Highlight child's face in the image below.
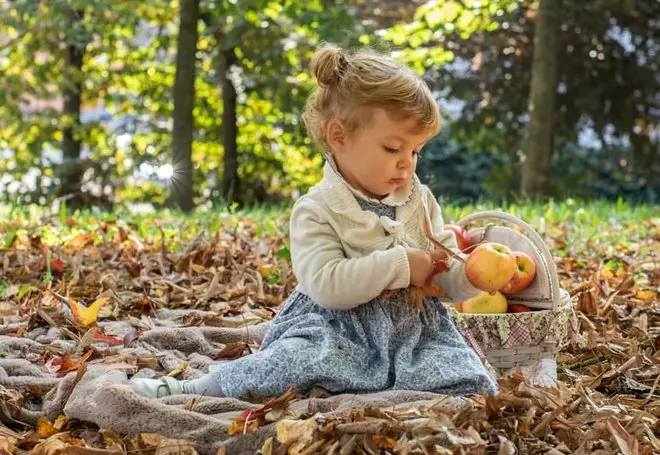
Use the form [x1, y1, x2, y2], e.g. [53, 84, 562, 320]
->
[328, 108, 431, 199]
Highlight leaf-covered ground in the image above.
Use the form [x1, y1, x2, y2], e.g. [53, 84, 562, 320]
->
[1, 200, 659, 454]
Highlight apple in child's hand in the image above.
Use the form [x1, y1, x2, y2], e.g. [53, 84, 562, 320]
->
[508, 304, 531, 313]
[460, 291, 508, 314]
[501, 251, 537, 294]
[443, 224, 472, 253]
[465, 242, 517, 293]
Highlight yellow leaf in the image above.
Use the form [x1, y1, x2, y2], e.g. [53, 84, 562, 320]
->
[37, 417, 59, 438]
[0, 435, 16, 454]
[635, 290, 655, 301]
[275, 418, 317, 453]
[53, 415, 68, 430]
[600, 268, 614, 279]
[167, 361, 189, 378]
[258, 264, 276, 278]
[227, 412, 260, 436]
[63, 232, 96, 254]
[68, 295, 109, 327]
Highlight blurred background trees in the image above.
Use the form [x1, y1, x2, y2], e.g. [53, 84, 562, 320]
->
[1, 0, 658, 211]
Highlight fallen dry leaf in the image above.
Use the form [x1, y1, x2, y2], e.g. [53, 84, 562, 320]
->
[68, 295, 110, 327]
[213, 342, 248, 360]
[30, 432, 86, 455]
[228, 387, 298, 436]
[0, 210, 657, 454]
[92, 329, 124, 345]
[138, 433, 197, 455]
[167, 361, 189, 378]
[47, 350, 94, 376]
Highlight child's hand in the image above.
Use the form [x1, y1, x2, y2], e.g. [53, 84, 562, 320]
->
[405, 248, 446, 288]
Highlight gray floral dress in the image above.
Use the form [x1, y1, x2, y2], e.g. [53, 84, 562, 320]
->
[209, 198, 498, 398]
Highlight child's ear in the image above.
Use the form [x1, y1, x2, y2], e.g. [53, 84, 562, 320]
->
[326, 119, 347, 152]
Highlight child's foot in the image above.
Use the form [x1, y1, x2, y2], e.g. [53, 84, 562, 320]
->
[130, 376, 184, 398]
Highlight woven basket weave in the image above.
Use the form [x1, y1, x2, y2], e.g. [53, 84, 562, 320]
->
[444, 211, 579, 371]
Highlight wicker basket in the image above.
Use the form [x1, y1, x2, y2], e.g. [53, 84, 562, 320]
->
[444, 211, 579, 373]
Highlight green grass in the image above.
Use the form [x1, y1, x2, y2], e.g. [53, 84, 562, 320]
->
[1, 199, 658, 257]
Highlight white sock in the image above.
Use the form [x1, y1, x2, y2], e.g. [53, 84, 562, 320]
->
[181, 375, 224, 397]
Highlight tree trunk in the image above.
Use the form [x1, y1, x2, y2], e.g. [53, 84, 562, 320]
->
[199, 13, 242, 205]
[170, 0, 199, 212]
[57, 9, 86, 209]
[521, 0, 562, 197]
[219, 48, 240, 205]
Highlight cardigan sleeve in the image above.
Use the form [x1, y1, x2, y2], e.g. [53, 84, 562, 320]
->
[289, 197, 411, 310]
[422, 187, 482, 303]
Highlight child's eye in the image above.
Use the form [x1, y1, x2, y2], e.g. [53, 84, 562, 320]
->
[383, 146, 399, 154]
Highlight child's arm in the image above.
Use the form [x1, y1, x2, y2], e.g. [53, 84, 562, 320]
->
[290, 197, 410, 310]
[422, 188, 482, 303]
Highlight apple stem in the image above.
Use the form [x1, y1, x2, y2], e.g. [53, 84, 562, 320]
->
[476, 223, 496, 244]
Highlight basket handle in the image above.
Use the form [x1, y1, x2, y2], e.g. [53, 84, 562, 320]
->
[457, 210, 560, 308]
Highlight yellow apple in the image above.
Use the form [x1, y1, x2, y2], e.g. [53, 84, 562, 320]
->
[460, 291, 508, 314]
[465, 242, 517, 292]
[501, 251, 537, 294]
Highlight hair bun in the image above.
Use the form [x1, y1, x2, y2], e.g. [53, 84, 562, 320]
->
[310, 44, 349, 87]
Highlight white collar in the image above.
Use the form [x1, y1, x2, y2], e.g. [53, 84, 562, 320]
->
[323, 153, 416, 207]
[314, 153, 423, 226]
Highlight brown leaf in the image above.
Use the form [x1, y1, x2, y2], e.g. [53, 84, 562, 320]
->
[606, 419, 640, 455]
[138, 433, 197, 455]
[372, 435, 396, 449]
[30, 432, 86, 455]
[55, 350, 94, 376]
[213, 342, 247, 360]
[228, 387, 298, 435]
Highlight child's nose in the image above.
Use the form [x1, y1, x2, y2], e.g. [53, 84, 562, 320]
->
[398, 154, 414, 170]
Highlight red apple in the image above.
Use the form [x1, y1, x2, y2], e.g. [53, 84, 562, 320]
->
[424, 259, 449, 287]
[465, 242, 517, 293]
[501, 251, 537, 294]
[461, 291, 508, 314]
[444, 224, 472, 253]
[508, 304, 531, 313]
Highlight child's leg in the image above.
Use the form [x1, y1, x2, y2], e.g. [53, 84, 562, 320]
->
[131, 330, 383, 399]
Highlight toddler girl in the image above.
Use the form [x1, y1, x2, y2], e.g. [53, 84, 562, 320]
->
[131, 44, 498, 399]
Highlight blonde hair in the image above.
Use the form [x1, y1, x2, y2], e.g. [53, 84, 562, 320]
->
[302, 44, 441, 152]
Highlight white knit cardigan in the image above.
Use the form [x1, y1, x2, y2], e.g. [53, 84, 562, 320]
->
[289, 156, 479, 310]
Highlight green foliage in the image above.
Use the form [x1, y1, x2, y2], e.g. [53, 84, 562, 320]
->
[0, 0, 365, 207]
[393, 0, 659, 182]
[418, 131, 660, 204]
[193, 0, 363, 204]
[1, 0, 657, 206]
[1, 0, 175, 204]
